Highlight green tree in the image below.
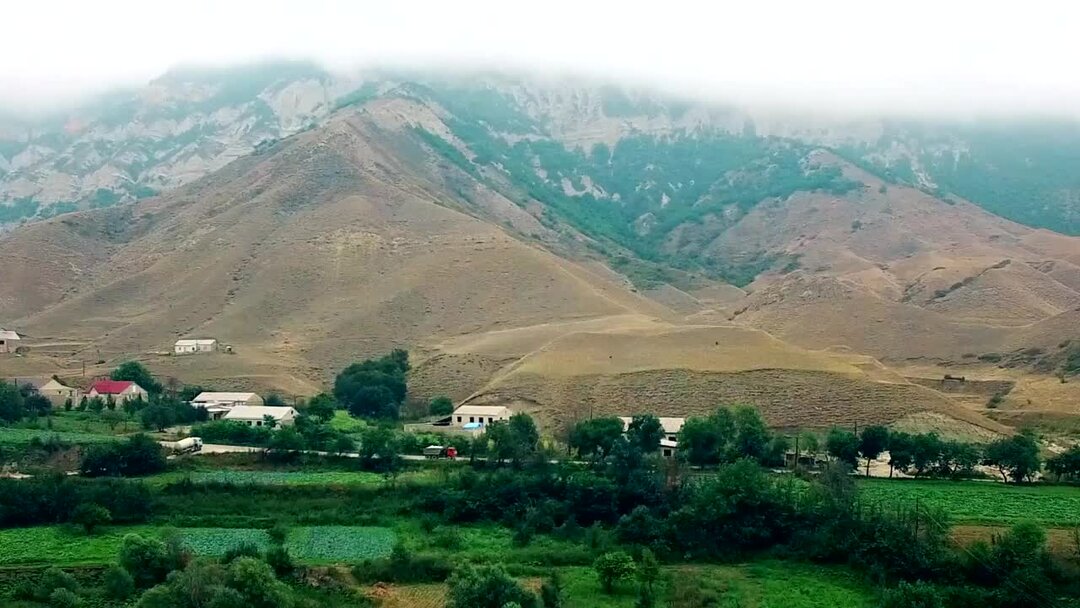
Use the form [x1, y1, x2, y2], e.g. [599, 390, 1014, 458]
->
[102, 565, 135, 601]
[826, 428, 859, 467]
[983, 432, 1041, 483]
[568, 416, 625, 460]
[910, 433, 943, 477]
[732, 405, 771, 461]
[268, 426, 305, 455]
[593, 551, 636, 594]
[333, 351, 409, 419]
[678, 416, 723, 466]
[306, 393, 338, 422]
[430, 396, 454, 417]
[110, 361, 162, 394]
[140, 404, 175, 431]
[445, 563, 538, 608]
[225, 556, 296, 608]
[71, 503, 111, 534]
[264, 393, 286, 406]
[627, 414, 663, 453]
[488, 413, 540, 466]
[539, 572, 563, 608]
[887, 431, 914, 476]
[1047, 445, 1080, 481]
[0, 380, 25, 422]
[858, 425, 890, 477]
[119, 534, 176, 588]
[36, 567, 79, 602]
[637, 547, 660, 593]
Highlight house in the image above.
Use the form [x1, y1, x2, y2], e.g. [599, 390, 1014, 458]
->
[174, 339, 218, 355]
[0, 330, 20, 354]
[191, 392, 264, 420]
[87, 379, 149, 403]
[659, 438, 678, 459]
[451, 404, 510, 428]
[223, 406, 297, 427]
[9, 377, 80, 406]
[618, 416, 685, 443]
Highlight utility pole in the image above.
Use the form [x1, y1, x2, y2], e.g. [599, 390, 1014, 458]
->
[793, 435, 800, 471]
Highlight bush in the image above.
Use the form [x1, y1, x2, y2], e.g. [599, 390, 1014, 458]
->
[593, 551, 636, 594]
[71, 503, 111, 534]
[222, 542, 263, 563]
[48, 588, 79, 608]
[266, 545, 296, 578]
[881, 581, 946, 608]
[103, 565, 134, 601]
[79, 434, 166, 477]
[353, 543, 453, 584]
[430, 396, 454, 417]
[268, 523, 289, 545]
[445, 563, 538, 608]
[36, 568, 79, 602]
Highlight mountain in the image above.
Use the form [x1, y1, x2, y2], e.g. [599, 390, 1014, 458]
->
[2, 64, 1079, 436]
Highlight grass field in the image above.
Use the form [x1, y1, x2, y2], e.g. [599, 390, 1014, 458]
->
[0, 426, 120, 446]
[154, 470, 387, 486]
[858, 478, 1080, 526]
[0, 525, 397, 566]
[363, 562, 874, 608]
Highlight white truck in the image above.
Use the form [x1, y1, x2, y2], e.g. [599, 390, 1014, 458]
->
[162, 437, 203, 455]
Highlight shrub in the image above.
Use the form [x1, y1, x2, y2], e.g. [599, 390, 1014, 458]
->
[266, 545, 296, 578]
[430, 396, 454, 417]
[445, 563, 538, 608]
[71, 503, 111, 534]
[268, 523, 289, 545]
[36, 568, 79, 602]
[48, 588, 79, 608]
[102, 565, 134, 601]
[593, 551, 636, 594]
[222, 542, 263, 563]
[881, 581, 946, 608]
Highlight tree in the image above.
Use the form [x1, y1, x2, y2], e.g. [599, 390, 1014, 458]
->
[568, 416, 625, 460]
[826, 428, 859, 468]
[72, 503, 111, 534]
[858, 425, 890, 477]
[1048, 445, 1080, 481]
[732, 405, 771, 461]
[333, 351, 409, 419]
[102, 409, 126, 431]
[306, 393, 338, 422]
[887, 431, 914, 477]
[430, 396, 454, 417]
[36, 567, 79, 602]
[264, 393, 286, 406]
[488, 413, 540, 466]
[110, 361, 162, 394]
[119, 534, 175, 588]
[103, 565, 135, 601]
[910, 433, 943, 477]
[627, 415, 663, 453]
[268, 426, 305, 455]
[80, 434, 166, 477]
[140, 404, 175, 432]
[0, 380, 25, 422]
[593, 551, 636, 594]
[637, 548, 660, 593]
[678, 416, 723, 466]
[445, 563, 538, 608]
[984, 433, 1041, 483]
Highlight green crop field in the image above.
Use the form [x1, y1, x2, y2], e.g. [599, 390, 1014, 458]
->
[0, 525, 396, 567]
[0, 427, 119, 446]
[858, 479, 1080, 526]
[163, 470, 385, 486]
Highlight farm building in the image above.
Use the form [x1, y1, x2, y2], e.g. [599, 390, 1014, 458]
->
[192, 392, 264, 420]
[8, 377, 80, 406]
[174, 339, 218, 354]
[0, 330, 20, 354]
[87, 379, 149, 403]
[223, 406, 297, 427]
[451, 404, 510, 428]
[619, 416, 685, 442]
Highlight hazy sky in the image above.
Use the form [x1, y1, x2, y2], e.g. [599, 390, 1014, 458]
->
[3, 0, 1078, 117]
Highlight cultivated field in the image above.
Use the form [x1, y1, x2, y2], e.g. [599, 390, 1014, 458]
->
[858, 478, 1080, 527]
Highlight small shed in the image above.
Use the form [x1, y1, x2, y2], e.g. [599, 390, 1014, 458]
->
[0, 330, 20, 354]
[174, 339, 218, 355]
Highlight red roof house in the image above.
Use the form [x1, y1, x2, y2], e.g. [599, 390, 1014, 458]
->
[87, 379, 149, 401]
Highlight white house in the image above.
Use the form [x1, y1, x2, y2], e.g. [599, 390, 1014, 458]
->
[8, 377, 80, 405]
[619, 416, 685, 443]
[174, 339, 218, 355]
[87, 380, 149, 403]
[192, 392, 264, 408]
[224, 406, 297, 427]
[0, 330, 20, 354]
[451, 404, 510, 428]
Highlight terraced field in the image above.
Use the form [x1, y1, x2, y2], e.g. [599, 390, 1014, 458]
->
[858, 479, 1080, 526]
[0, 427, 119, 446]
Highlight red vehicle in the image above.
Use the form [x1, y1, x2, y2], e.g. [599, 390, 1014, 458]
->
[423, 445, 458, 459]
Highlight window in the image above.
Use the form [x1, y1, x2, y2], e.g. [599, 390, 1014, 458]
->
[668, 435, 677, 442]
[457, 416, 462, 423]
[256, 420, 262, 427]
[470, 417, 475, 423]
[488, 417, 493, 423]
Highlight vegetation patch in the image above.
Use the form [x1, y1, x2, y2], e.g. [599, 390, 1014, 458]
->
[289, 526, 396, 562]
[858, 478, 1080, 526]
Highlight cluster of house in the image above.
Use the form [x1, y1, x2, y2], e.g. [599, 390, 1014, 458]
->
[189, 392, 297, 427]
[444, 404, 685, 458]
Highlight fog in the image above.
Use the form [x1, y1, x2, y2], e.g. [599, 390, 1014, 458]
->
[3, 0, 1078, 118]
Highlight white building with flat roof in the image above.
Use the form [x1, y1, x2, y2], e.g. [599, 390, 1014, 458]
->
[224, 406, 297, 427]
[619, 416, 685, 442]
[451, 404, 510, 428]
[174, 339, 218, 355]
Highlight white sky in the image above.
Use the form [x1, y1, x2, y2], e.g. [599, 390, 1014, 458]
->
[2, 0, 1079, 117]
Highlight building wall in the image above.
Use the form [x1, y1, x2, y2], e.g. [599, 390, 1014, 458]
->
[452, 412, 507, 427]
[0, 339, 16, 354]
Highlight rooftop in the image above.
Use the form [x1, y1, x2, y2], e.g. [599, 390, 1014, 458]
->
[89, 379, 136, 394]
[619, 416, 686, 434]
[224, 406, 297, 420]
[175, 338, 217, 346]
[192, 392, 259, 402]
[0, 330, 20, 341]
[453, 404, 510, 416]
